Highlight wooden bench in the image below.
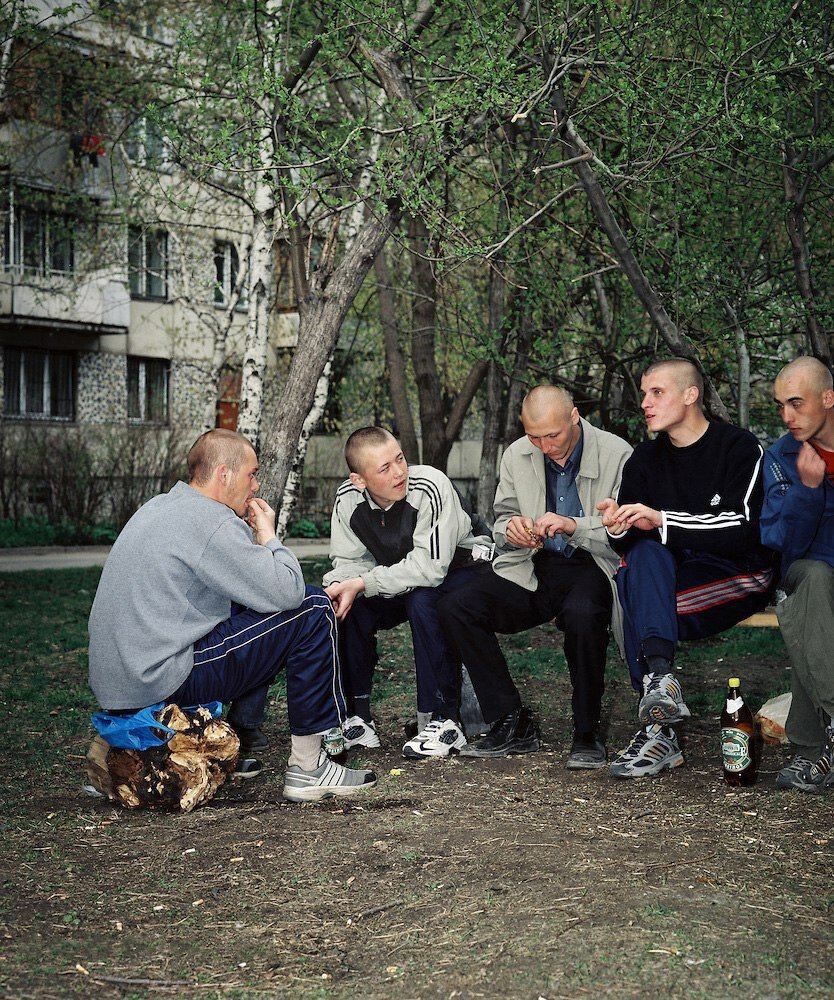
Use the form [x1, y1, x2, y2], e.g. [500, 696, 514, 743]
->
[737, 608, 778, 628]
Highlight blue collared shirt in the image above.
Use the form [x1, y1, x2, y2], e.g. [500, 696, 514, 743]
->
[543, 429, 584, 556]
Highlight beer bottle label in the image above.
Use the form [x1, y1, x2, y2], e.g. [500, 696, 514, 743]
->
[721, 727, 751, 771]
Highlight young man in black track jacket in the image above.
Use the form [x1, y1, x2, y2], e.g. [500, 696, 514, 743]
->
[599, 359, 773, 779]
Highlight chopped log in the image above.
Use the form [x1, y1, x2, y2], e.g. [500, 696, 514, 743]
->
[87, 705, 241, 813]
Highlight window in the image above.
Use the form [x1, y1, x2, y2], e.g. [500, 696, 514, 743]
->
[128, 226, 167, 298]
[124, 115, 168, 168]
[3, 347, 75, 420]
[213, 241, 248, 309]
[127, 356, 169, 423]
[4, 195, 75, 277]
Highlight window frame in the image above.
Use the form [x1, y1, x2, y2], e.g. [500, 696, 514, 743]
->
[4, 188, 76, 278]
[127, 355, 170, 425]
[128, 226, 168, 300]
[213, 240, 248, 311]
[2, 346, 76, 421]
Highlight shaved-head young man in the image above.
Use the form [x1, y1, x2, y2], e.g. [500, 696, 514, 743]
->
[438, 385, 633, 766]
[323, 427, 489, 758]
[599, 359, 773, 779]
[762, 357, 834, 793]
[89, 428, 376, 802]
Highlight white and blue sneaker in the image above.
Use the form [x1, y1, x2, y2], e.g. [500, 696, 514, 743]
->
[609, 725, 684, 779]
[638, 672, 691, 726]
[402, 718, 467, 758]
[342, 715, 381, 749]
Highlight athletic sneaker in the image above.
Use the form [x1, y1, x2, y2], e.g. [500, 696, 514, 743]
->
[282, 752, 377, 802]
[784, 727, 834, 793]
[342, 715, 381, 749]
[609, 725, 684, 779]
[402, 718, 467, 758]
[638, 672, 691, 726]
[775, 755, 823, 792]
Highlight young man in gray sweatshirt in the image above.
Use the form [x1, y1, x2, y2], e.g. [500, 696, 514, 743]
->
[88, 428, 376, 802]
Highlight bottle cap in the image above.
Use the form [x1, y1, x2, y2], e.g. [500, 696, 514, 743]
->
[728, 677, 740, 688]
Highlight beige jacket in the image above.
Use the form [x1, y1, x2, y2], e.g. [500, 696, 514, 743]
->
[491, 418, 632, 653]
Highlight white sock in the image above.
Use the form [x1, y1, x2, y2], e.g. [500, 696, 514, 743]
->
[288, 734, 323, 771]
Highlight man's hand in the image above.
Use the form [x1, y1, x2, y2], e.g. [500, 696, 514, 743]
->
[598, 499, 662, 534]
[246, 497, 277, 545]
[505, 515, 543, 549]
[535, 513, 577, 538]
[797, 441, 826, 489]
[324, 578, 366, 621]
[597, 498, 627, 535]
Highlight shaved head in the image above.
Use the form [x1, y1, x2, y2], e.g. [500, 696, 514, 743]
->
[187, 429, 255, 486]
[775, 356, 833, 394]
[644, 358, 704, 403]
[521, 385, 575, 423]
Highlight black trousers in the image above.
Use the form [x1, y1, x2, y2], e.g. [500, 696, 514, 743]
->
[437, 550, 613, 734]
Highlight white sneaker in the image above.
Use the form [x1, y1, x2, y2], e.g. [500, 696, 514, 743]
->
[609, 725, 684, 779]
[342, 715, 381, 749]
[282, 752, 378, 802]
[402, 718, 467, 758]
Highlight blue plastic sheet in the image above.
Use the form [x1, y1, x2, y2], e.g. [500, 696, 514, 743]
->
[91, 701, 224, 750]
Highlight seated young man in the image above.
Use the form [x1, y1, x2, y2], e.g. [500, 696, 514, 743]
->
[761, 356, 834, 793]
[438, 385, 632, 767]
[600, 359, 773, 778]
[88, 428, 376, 803]
[323, 427, 487, 758]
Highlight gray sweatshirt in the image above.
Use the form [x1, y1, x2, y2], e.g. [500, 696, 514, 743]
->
[88, 481, 305, 709]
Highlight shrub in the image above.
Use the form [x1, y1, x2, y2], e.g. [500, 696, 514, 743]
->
[287, 518, 320, 538]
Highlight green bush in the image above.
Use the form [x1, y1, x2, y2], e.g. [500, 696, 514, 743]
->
[287, 517, 320, 538]
[0, 517, 117, 548]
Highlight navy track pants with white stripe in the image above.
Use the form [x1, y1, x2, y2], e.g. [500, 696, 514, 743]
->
[169, 586, 345, 735]
[616, 539, 772, 690]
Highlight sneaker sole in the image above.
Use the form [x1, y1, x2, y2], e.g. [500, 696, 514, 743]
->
[401, 744, 464, 759]
[638, 702, 691, 726]
[609, 751, 684, 779]
[233, 758, 264, 780]
[459, 735, 541, 758]
[344, 737, 382, 750]
[566, 756, 607, 771]
[282, 776, 378, 802]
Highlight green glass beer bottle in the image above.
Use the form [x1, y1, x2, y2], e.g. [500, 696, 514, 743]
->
[721, 677, 758, 786]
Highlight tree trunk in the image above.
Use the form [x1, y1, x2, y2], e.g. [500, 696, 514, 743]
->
[782, 145, 832, 366]
[550, 85, 730, 421]
[408, 215, 447, 468]
[503, 300, 534, 448]
[276, 357, 332, 537]
[375, 248, 419, 461]
[255, 206, 401, 511]
[721, 298, 750, 428]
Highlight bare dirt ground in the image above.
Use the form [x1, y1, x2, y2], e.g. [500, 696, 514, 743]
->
[1, 588, 832, 999]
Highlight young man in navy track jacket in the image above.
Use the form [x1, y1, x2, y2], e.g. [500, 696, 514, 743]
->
[761, 356, 834, 794]
[599, 359, 773, 778]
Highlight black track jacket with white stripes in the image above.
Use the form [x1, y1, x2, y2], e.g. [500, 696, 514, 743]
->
[609, 420, 771, 564]
[323, 465, 484, 599]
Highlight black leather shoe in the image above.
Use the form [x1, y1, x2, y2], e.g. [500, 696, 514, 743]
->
[566, 732, 607, 770]
[459, 706, 540, 757]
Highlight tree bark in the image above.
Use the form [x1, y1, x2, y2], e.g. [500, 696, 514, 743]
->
[375, 248, 419, 461]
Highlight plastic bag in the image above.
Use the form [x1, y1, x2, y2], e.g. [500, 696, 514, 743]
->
[755, 692, 792, 745]
[91, 701, 224, 750]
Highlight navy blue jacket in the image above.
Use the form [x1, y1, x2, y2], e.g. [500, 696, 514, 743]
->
[761, 432, 834, 574]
